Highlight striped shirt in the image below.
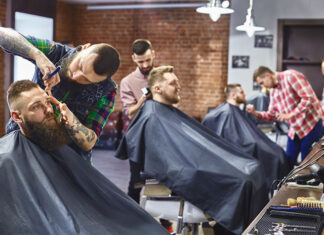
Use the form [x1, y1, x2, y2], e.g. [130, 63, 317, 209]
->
[258, 70, 323, 139]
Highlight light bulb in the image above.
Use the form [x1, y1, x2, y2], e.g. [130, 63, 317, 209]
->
[209, 9, 221, 22]
[221, 0, 230, 8]
[246, 28, 255, 37]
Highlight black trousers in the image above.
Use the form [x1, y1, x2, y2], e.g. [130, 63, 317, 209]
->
[127, 160, 143, 203]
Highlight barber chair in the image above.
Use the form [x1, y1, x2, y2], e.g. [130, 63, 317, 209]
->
[139, 176, 213, 235]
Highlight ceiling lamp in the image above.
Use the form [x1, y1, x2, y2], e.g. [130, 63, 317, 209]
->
[236, 0, 265, 37]
[196, 0, 234, 22]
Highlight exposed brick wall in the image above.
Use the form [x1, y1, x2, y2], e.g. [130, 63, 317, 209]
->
[56, 1, 76, 42]
[0, 2, 229, 135]
[0, 0, 6, 136]
[55, 3, 229, 120]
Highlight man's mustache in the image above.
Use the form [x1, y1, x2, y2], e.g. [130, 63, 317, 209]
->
[42, 114, 57, 124]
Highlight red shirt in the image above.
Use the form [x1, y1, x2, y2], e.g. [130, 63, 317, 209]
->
[258, 70, 323, 139]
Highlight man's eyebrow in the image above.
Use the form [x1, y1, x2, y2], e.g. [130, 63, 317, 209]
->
[28, 100, 41, 108]
[78, 62, 92, 83]
[80, 62, 83, 72]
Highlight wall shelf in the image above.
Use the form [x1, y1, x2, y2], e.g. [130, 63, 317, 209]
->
[282, 60, 321, 65]
[277, 19, 324, 100]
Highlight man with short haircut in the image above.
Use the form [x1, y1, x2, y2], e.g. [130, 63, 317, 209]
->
[0, 27, 120, 162]
[1, 80, 169, 235]
[120, 39, 155, 120]
[247, 66, 323, 165]
[116, 66, 269, 235]
[7, 80, 72, 150]
[147, 65, 181, 105]
[224, 83, 246, 107]
[120, 40, 174, 234]
[202, 83, 290, 190]
[120, 39, 155, 203]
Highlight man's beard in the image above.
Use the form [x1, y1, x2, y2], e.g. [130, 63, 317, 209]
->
[236, 97, 246, 104]
[24, 116, 72, 151]
[139, 64, 154, 75]
[59, 51, 80, 90]
[165, 93, 180, 105]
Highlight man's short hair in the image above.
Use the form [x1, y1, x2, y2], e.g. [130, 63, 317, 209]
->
[91, 43, 120, 79]
[253, 66, 274, 81]
[225, 83, 241, 99]
[132, 39, 152, 55]
[148, 65, 174, 91]
[7, 80, 38, 110]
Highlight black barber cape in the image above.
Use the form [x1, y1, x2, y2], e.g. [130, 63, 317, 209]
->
[202, 103, 290, 190]
[0, 131, 168, 235]
[115, 100, 268, 235]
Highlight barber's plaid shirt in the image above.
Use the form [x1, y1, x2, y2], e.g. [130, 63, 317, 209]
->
[25, 36, 116, 138]
[258, 70, 323, 139]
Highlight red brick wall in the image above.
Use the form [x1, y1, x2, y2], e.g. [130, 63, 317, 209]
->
[0, 1, 6, 136]
[56, 2, 76, 42]
[0, 2, 229, 135]
[61, 3, 230, 121]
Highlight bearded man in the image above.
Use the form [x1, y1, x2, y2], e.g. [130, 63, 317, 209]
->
[7, 80, 72, 150]
[202, 83, 290, 190]
[120, 39, 156, 120]
[1, 80, 169, 235]
[0, 26, 120, 162]
[116, 66, 269, 235]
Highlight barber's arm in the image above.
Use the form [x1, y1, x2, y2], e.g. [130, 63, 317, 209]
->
[128, 94, 150, 119]
[50, 96, 97, 152]
[0, 27, 60, 89]
[120, 80, 150, 119]
[246, 104, 276, 122]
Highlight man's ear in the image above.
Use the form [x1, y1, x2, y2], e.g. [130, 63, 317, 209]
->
[131, 54, 136, 63]
[153, 84, 162, 94]
[81, 43, 91, 50]
[151, 50, 156, 59]
[230, 92, 236, 100]
[11, 110, 23, 124]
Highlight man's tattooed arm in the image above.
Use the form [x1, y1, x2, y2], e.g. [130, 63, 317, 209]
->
[65, 115, 98, 152]
[0, 27, 40, 58]
[0, 27, 57, 83]
[49, 96, 98, 152]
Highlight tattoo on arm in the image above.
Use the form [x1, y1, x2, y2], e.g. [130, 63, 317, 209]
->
[87, 132, 96, 142]
[0, 31, 33, 58]
[65, 116, 96, 147]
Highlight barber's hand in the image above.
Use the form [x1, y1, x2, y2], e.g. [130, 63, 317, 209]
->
[245, 104, 255, 113]
[138, 94, 149, 105]
[49, 96, 73, 126]
[276, 113, 293, 122]
[146, 92, 152, 100]
[34, 52, 61, 90]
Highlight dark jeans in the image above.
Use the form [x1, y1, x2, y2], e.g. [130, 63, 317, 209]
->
[286, 119, 323, 165]
[127, 160, 143, 203]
